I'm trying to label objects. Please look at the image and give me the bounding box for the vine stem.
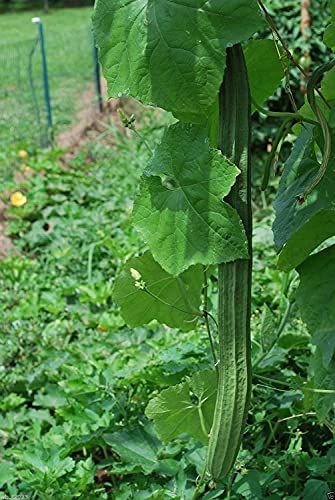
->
[297,59,335,201]
[129,124,154,155]
[117,108,154,154]
[278,412,316,422]
[252,98,318,125]
[257,0,330,109]
[198,404,209,440]
[192,466,207,500]
[254,374,335,394]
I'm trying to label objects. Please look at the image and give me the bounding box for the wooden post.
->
[301,0,311,37]
[300,0,311,94]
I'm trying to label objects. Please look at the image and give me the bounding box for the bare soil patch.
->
[0,200,17,258]
[57,80,108,151]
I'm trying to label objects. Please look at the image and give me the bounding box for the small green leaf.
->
[306,456,331,475]
[259,304,277,353]
[273,126,335,271]
[146,369,217,445]
[133,122,248,275]
[235,470,263,498]
[321,66,335,102]
[244,39,283,111]
[103,427,162,474]
[303,479,330,500]
[325,23,335,51]
[0,462,15,488]
[113,251,203,331]
[297,245,335,367]
[93,0,264,122]
[324,0,335,50]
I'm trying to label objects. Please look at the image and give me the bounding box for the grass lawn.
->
[0,7,97,152]
[0,7,92,43]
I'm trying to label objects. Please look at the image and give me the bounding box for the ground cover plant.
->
[0,107,333,499]
[0,1,335,498]
[92,0,335,496]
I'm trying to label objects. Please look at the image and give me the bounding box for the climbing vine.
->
[93,0,335,493]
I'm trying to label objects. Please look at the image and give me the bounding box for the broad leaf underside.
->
[113,251,203,330]
[146,369,217,444]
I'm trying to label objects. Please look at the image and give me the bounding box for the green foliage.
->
[93,0,264,123]
[146,369,216,445]
[113,251,203,331]
[308,352,335,420]
[0,118,334,496]
[297,245,335,367]
[296,244,335,420]
[133,122,247,275]
[304,479,331,499]
[273,126,335,271]
[93,0,335,488]
[324,0,335,49]
[1,0,335,496]
[244,39,283,110]
[103,426,164,475]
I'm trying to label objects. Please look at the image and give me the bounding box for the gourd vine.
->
[93,0,335,494]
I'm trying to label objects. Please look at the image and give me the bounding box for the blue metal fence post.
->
[32,17,53,144]
[93,42,103,113]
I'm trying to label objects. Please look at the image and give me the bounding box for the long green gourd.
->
[206,44,252,480]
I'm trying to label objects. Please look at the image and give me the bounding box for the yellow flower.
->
[18,150,28,160]
[21,164,31,173]
[10,191,27,207]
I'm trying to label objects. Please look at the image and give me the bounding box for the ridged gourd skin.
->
[206,44,253,481]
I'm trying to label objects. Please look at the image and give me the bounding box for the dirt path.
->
[0,220,15,258]
[57,79,108,151]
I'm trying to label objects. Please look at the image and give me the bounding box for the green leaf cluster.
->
[93,0,264,123]
[146,369,217,445]
[0,113,334,497]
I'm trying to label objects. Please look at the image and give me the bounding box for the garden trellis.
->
[0,20,102,149]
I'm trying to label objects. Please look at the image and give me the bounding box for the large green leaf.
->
[273,126,335,271]
[297,245,335,367]
[146,369,217,445]
[244,39,283,111]
[92,0,264,122]
[133,122,248,275]
[113,251,203,331]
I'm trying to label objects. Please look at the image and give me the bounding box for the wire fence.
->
[0,23,102,149]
